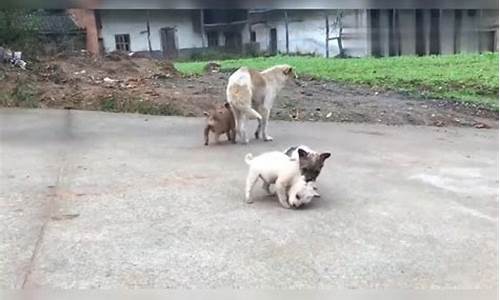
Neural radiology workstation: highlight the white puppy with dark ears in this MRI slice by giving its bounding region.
[244,149,318,208]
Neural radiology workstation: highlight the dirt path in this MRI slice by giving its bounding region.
[166,72,498,128]
[1,54,497,128]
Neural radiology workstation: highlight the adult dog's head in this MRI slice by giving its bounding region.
[270,64,298,82]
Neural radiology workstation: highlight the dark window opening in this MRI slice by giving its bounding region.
[250,31,256,42]
[207,31,219,47]
[370,10,382,57]
[415,10,426,56]
[429,9,440,55]
[454,10,463,54]
[269,28,277,55]
[115,34,130,51]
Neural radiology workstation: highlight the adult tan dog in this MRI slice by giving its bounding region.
[226,64,296,144]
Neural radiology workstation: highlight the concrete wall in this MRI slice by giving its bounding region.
[99,10,203,53]
[367,9,498,57]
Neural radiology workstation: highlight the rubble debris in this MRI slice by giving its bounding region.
[0,47,27,69]
[103,77,118,83]
[474,122,490,129]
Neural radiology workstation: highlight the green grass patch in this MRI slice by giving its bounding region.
[175,53,499,110]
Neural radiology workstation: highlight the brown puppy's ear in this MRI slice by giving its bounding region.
[320,152,331,161]
[203,111,209,116]
[298,148,308,158]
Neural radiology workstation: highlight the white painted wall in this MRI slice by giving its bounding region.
[99,9,203,53]
[250,10,368,57]
[99,9,369,57]
[98,9,497,58]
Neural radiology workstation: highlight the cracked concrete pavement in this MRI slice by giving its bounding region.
[0,108,498,288]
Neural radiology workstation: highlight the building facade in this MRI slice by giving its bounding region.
[90,9,498,59]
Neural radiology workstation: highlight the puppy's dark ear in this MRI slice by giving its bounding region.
[320,152,331,161]
[203,111,209,116]
[298,148,308,158]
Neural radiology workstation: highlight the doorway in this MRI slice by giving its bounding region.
[160,27,178,59]
[270,28,277,55]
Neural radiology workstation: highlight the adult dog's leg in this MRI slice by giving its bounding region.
[204,126,210,146]
[261,107,273,142]
[245,170,259,203]
[243,108,262,141]
[231,108,240,141]
[240,108,261,144]
[254,106,265,139]
[254,120,262,140]
[239,113,249,144]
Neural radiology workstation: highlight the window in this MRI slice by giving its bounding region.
[429,9,441,55]
[369,10,382,57]
[115,34,130,51]
[250,31,256,42]
[207,31,219,47]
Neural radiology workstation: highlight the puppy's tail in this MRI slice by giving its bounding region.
[244,153,254,165]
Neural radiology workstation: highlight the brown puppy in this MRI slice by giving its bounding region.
[203,102,236,145]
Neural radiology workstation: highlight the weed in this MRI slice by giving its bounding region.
[11,79,39,108]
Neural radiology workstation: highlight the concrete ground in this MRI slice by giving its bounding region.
[0,108,498,289]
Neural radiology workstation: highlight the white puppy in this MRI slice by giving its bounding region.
[226,64,297,144]
[244,149,318,208]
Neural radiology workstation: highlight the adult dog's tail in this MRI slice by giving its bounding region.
[244,153,254,165]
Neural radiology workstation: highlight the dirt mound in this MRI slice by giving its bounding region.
[0,51,188,115]
[158,60,180,78]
